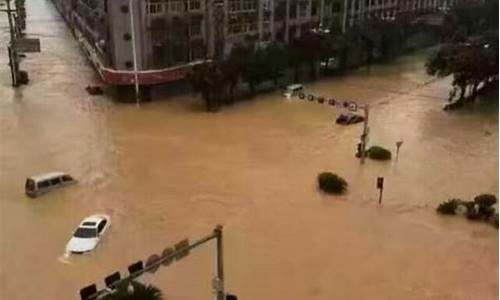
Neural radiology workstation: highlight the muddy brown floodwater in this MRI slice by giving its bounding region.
[0,1,498,300]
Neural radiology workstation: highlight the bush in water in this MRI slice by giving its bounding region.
[473,194,497,207]
[318,172,348,195]
[367,146,392,160]
[436,198,463,215]
[437,194,498,229]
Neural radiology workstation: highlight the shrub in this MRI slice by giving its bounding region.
[465,202,482,220]
[437,194,498,229]
[473,194,497,207]
[437,199,463,215]
[491,213,499,229]
[318,172,348,195]
[366,146,392,160]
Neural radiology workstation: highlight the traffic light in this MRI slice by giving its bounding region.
[104,272,121,288]
[79,284,97,300]
[128,261,144,277]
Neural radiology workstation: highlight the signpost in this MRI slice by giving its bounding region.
[360,104,370,164]
[377,177,384,205]
[396,140,403,161]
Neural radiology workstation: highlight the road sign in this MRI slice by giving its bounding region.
[174,239,190,260]
[13,38,40,52]
[377,177,384,189]
[145,254,161,273]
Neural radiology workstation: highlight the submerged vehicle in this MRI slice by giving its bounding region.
[282,84,304,98]
[66,215,111,254]
[25,172,77,198]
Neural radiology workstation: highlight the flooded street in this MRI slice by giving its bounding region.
[0,1,498,300]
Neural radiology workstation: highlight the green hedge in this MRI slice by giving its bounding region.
[318,172,348,195]
[367,146,392,160]
[437,194,498,229]
[436,198,464,215]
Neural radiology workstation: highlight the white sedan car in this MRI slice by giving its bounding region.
[66,214,110,254]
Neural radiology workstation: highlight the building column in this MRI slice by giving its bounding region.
[285,0,290,42]
[349,0,355,27]
[319,0,324,26]
[258,0,263,46]
[270,0,275,40]
[342,0,348,32]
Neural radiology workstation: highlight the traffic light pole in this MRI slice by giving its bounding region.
[215,225,225,300]
[360,104,370,164]
[82,225,227,300]
[4,0,18,86]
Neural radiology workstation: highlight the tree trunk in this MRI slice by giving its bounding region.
[459,84,466,100]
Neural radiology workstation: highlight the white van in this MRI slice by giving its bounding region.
[25,172,77,198]
[282,84,304,98]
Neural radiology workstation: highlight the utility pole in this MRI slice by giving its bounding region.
[360,104,370,164]
[395,140,403,161]
[214,225,225,300]
[4,0,18,86]
[2,0,34,87]
[377,177,384,205]
[80,225,231,300]
[128,0,140,106]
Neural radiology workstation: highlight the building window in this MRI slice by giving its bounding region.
[228,20,242,33]
[173,45,186,63]
[125,61,133,68]
[189,19,202,36]
[190,41,205,60]
[146,0,163,14]
[311,1,317,15]
[189,0,200,10]
[120,4,129,13]
[229,0,241,11]
[332,2,341,12]
[170,0,184,12]
[289,4,297,19]
[298,2,307,18]
[242,0,256,10]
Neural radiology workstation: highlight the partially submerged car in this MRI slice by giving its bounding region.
[25,172,77,198]
[66,215,111,254]
[282,84,304,98]
[336,113,365,125]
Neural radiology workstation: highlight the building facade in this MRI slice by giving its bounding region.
[51,0,454,85]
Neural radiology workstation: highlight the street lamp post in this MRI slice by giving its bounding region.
[360,104,370,164]
[128,0,140,105]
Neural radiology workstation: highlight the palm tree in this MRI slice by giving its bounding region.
[101,280,163,300]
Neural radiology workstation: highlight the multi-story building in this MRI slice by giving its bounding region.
[50,0,454,86]
[329,0,456,32]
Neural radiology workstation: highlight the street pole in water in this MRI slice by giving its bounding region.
[128,0,140,106]
[377,177,384,205]
[214,225,225,300]
[4,0,18,87]
[396,140,403,161]
[360,104,370,164]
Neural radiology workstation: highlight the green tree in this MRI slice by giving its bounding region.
[187,62,226,112]
[426,37,499,106]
